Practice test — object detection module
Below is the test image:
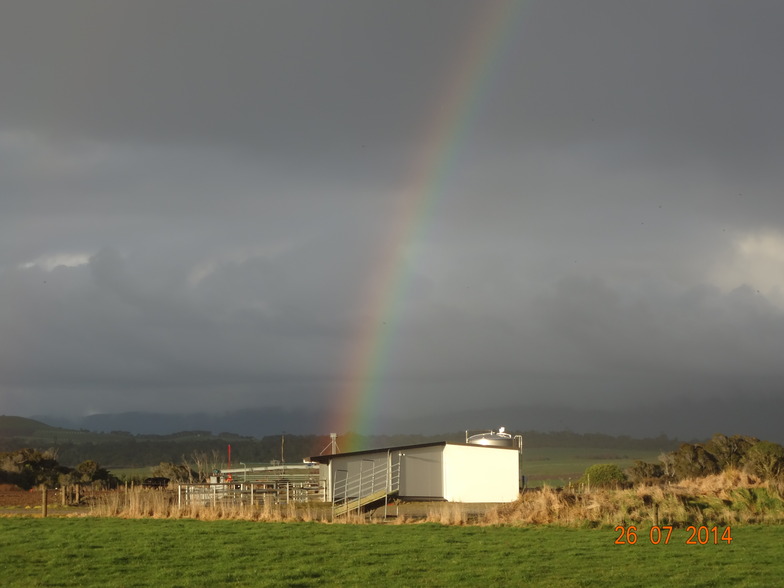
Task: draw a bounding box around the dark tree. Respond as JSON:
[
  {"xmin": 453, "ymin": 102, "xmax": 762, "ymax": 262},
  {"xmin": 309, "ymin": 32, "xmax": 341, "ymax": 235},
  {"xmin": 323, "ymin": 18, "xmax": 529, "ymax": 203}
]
[
  {"xmin": 626, "ymin": 460, "xmax": 664, "ymax": 484},
  {"xmin": 705, "ymin": 434, "xmax": 758, "ymax": 470},
  {"xmin": 669, "ymin": 443, "xmax": 720, "ymax": 479},
  {"xmin": 151, "ymin": 462, "xmax": 196, "ymax": 483}
]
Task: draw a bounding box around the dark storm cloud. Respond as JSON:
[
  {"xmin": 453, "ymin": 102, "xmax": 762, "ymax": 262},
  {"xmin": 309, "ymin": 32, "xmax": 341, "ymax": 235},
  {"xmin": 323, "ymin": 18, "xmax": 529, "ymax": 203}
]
[
  {"xmin": 491, "ymin": 2, "xmax": 784, "ymax": 167},
  {"xmin": 0, "ymin": 1, "xmax": 473, "ymax": 163},
  {"xmin": 2, "ymin": 1, "xmax": 784, "ymax": 437},
  {"xmin": 4, "ymin": 2, "xmax": 782, "ymax": 175}
]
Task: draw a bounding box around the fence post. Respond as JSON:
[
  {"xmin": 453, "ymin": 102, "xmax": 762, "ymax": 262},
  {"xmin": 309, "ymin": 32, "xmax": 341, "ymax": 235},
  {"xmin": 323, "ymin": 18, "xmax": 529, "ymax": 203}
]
[{"xmin": 41, "ymin": 487, "xmax": 48, "ymax": 518}]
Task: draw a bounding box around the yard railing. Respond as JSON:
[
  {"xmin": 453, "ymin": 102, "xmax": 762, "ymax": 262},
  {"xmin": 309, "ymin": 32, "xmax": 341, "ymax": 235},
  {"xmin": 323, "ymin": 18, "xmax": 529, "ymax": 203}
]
[
  {"xmin": 178, "ymin": 479, "xmax": 326, "ymax": 508},
  {"xmin": 332, "ymin": 458, "xmax": 400, "ymax": 518}
]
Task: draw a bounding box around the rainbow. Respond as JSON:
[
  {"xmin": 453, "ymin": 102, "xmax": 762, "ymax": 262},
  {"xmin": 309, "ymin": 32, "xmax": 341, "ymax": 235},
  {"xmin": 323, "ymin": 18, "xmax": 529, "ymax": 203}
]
[{"xmin": 330, "ymin": 1, "xmax": 525, "ymax": 450}]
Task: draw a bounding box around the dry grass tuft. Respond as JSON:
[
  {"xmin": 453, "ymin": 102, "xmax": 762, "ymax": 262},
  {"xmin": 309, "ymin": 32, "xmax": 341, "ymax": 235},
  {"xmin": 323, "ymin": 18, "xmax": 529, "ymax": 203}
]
[
  {"xmin": 88, "ymin": 488, "xmax": 332, "ymax": 522},
  {"xmin": 84, "ymin": 472, "xmax": 784, "ymax": 528},
  {"xmin": 481, "ymin": 471, "xmax": 784, "ymax": 527},
  {"xmin": 423, "ymin": 503, "xmax": 470, "ymax": 525},
  {"xmin": 672, "ymin": 468, "xmax": 763, "ymax": 497}
]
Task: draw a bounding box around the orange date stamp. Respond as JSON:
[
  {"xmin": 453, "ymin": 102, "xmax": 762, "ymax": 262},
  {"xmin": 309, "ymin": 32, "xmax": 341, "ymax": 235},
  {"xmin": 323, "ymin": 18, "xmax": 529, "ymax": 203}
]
[{"xmin": 614, "ymin": 525, "xmax": 733, "ymax": 545}]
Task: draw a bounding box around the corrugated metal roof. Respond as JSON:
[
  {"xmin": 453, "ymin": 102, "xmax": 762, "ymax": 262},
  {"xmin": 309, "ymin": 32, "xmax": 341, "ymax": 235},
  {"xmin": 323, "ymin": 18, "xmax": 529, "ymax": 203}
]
[
  {"xmin": 308, "ymin": 440, "xmax": 517, "ymax": 463},
  {"xmin": 308, "ymin": 441, "xmax": 448, "ymax": 463}
]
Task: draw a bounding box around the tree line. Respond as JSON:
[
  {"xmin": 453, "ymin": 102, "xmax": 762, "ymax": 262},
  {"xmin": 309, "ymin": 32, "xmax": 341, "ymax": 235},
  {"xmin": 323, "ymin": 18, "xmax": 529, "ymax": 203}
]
[
  {"xmin": 4, "ymin": 432, "xmax": 778, "ymax": 490},
  {"xmin": 627, "ymin": 433, "xmax": 784, "ymax": 484},
  {"xmin": 0, "ymin": 448, "xmax": 114, "ymax": 490},
  {"xmin": 0, "ymin": 429, "xmax": 682, "ymax": 469}
]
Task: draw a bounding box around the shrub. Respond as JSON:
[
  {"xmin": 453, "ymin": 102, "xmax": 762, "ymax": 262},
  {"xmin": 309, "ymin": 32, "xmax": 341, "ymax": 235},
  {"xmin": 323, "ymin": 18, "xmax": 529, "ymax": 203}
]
[{"xmin": 580, "ymin": 464, "xmax": 627, "ymax": 489}]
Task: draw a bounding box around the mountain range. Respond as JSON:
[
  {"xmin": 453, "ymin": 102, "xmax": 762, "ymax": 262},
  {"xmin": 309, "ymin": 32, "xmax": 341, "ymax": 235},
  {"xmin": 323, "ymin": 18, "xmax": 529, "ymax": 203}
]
[{"xmin": 25, "ymin": 395, "xmax": 784, "ymax": 443}]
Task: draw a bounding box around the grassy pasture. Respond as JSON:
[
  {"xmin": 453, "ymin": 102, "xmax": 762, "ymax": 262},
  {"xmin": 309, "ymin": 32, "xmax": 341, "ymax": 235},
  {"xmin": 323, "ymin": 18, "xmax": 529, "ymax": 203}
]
[
  {"xmin": 1, "ymin": 518, "xmax": 781, "ymax": 587},
  {"xmin": 522, "ymin": 447, "xmax": 663, "ymax": 487}
]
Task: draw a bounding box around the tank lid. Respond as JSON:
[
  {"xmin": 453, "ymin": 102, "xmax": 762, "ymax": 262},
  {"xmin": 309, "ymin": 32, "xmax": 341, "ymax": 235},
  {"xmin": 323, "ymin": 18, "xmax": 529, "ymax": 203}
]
[{"xmin": 467, "ymin": 428, "xmax": 514, "ymax": 446}]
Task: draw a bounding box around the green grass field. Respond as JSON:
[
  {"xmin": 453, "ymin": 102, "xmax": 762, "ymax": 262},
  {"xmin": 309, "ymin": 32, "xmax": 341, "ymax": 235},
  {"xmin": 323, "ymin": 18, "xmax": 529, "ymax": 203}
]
[
  {"xmin": 522, "ymin": 447, "xmax": 663, "ymax": 487},
  {"xmin": 1, "ymin": 518, "xmax": 781, "ymax": 587}
]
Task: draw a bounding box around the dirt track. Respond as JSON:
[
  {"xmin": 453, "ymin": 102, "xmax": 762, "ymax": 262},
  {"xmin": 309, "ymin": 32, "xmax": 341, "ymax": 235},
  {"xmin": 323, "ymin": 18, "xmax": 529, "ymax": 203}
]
[
  {"xmin": 0, "ymin": 488, "xmax": 58, "ymax": 508},
  {"xmin": 0, "ymin": 484, "xmax": 93, "ymax": 509}
]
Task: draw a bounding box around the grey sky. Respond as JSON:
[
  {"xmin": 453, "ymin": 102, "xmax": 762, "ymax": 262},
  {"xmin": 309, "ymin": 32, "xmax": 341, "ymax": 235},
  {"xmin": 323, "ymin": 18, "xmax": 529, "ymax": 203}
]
[{"xmin": 2, "ymin": 1, "xmax": 784, "ymax": 437}]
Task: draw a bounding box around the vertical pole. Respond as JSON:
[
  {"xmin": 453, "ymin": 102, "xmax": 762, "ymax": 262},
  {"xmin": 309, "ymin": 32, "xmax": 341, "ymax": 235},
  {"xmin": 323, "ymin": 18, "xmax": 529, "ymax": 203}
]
[
  {"xmin": 41, "ymin": 487, "xmax": 48, "ymax": 518},
  {"xmin": 516, "ymin": 434, "xmax": 524, "ymax": 492},
  {"xmin": 387, "ymin": 451, "xmax": 391, "ymax": 493},
  {"xmin": 358, "ymin": 464, "xmax": 363, "ymax": 516}
]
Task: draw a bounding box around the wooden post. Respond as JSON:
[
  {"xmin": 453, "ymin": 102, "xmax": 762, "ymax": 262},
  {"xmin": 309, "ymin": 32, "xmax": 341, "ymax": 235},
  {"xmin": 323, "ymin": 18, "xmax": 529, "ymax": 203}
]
[
  {"xmin": 654, "ymin": 503, "xmax": 660, "ymax": 527},
  {"xmin": 41, "ymin": 487, "xmax": 48, "ymax": 518}
]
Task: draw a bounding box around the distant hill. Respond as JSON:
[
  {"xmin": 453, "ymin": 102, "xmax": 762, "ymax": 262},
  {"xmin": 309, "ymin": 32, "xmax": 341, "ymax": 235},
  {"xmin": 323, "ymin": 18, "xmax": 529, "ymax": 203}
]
[
  {"xmin": 0, "ymin": 413, "xmax": 338, "ymax": 468},
  {"xmin": 35, "ymin": 408, "xmax": 324, "ymax": 437},
  {"xmin": 0, "ymin": 415, "xmax": 60, "ymax": 437},
  {"xmin": 1, "ymin": 412, "xmax": 685, "ymax": 469},
  {"xmin": 29, "ymin": 395, "xmax": 784, "ymax": 443},
  {"xmin": 0, "ymin": 415, "xmax": 150, "ymax": 447},
  {"xmin": 0, "ymin": 414, "xmax": 323, "ymax": 467}
]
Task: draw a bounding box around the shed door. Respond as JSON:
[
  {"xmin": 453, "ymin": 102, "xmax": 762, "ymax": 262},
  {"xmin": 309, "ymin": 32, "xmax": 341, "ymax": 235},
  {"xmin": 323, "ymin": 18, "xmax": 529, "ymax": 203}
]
[{"xmin": 399, "ymin": 449, "xmax": 443, "ymax": 499}]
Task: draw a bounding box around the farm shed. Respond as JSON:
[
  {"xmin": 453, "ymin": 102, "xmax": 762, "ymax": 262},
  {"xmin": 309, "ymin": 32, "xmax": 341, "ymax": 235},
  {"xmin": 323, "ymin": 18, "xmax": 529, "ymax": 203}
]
[{"xmin": 308, "ymin": 439, "xmax": 521, "ymax": 508}]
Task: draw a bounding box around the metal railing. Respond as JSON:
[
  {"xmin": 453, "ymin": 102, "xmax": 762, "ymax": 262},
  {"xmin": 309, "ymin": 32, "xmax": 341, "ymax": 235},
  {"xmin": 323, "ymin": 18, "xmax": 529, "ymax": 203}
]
[
  {"xmin": 217, "ymin": 463, "xmax": 320, "ymax": 485},
  {"xmin": 332, "ymin": 457, "xmax": 400, "ymax": 518},
  {"xmin": 178, "ymin": 479, "xmax": 326, "ymax": 508}
]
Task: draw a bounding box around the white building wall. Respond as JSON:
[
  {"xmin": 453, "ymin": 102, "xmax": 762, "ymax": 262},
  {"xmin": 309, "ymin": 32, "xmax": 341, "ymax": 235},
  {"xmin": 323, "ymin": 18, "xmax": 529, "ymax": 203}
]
[
  {"xmin": 442, "ymin": 444, "xmax": 519, "ymax": 503},
  {"xmin": 319, "ymin": 442, "xmax": 520, "ymax": 503}
]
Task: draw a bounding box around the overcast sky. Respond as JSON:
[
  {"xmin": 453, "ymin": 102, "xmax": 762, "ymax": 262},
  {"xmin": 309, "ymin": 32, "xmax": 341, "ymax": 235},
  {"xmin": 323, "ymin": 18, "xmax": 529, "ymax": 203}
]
[{"xmin": 2, "ymin": 1, "xmax": 784, "ymax": 436}]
